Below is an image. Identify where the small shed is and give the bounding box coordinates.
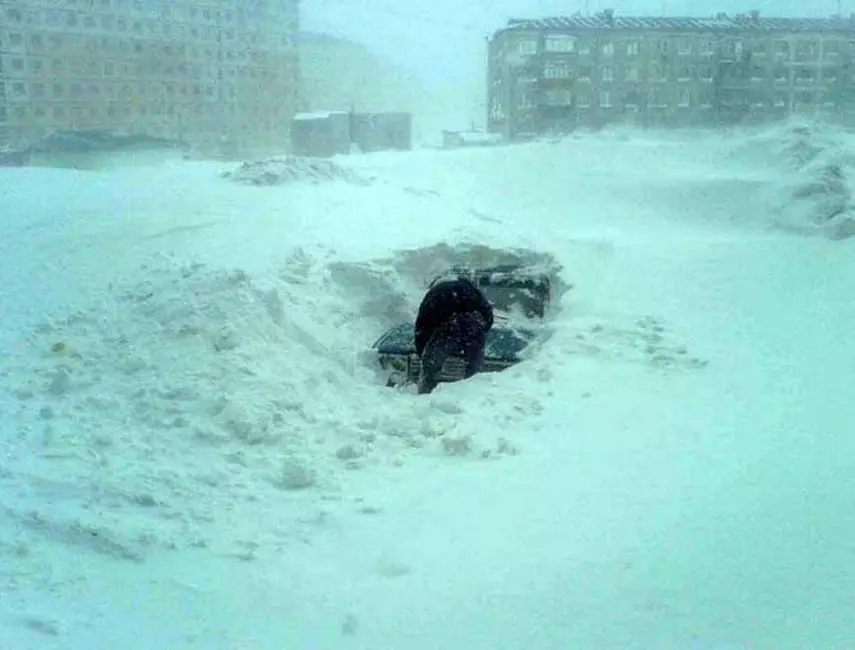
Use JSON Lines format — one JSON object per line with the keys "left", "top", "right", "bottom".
{"left": 291, "top": 111, "right": 351, "bottom": 158}
{"left": 442, "top": 130, "right": 504, "bottom": 149}
{"left": 351, "top": 112, "right": 413, "bottom": 153}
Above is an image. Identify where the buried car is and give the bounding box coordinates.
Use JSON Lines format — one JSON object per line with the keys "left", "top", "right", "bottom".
{"left": 372, "top": 265, "right": 557, "bottom": 387}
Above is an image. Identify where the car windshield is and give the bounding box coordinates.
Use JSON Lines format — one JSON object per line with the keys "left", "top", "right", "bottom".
{"left": 2, "top": 2, "right": 853, "bottom": 649}
{"left": 480, "top": 281, "right": 548, "bottom": 318}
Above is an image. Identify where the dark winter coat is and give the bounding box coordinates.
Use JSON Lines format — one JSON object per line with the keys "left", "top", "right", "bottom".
{"left": 414, "top": 278, "right": 494, "bottom": 357}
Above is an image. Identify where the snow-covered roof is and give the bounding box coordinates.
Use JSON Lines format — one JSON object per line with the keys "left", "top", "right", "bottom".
{"left": 293, "top": 111, "right": 349, "bottom": 122}
{"left": 458, "top": 132, "right": 503, "bottom": 144}
{"left": 503, "top": 14, "right": 855, "bottom": 33}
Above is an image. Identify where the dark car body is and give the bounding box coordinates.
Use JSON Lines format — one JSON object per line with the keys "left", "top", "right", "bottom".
{"left": 372, "top": 265, "right": 554, "bottom": 387}
{"left": 0, "top": 148, "right": 30, "bottom": 167}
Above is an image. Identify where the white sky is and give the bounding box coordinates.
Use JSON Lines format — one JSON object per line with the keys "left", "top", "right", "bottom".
{"left": 302, "top": 0, "right": 847, "bottom": 89}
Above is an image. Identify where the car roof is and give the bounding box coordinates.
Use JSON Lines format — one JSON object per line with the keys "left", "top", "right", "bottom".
{"left": 431, "top": 264, "right": 551, "bottom": 289}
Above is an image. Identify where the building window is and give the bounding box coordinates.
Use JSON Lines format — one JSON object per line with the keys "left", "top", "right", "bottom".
{"left": 751, "top": 66, "right": 766, "bottom": 81}
{"left": 9, "top": 32, "right": 24, "bottom": 49}
{"left": 721, "top": 40, "right": 744, "bottom": 58}
{"left": 625, "top": 67, "right": 639, "bottom": 82}
{"left": 774, "top": 67, "right": 788, "bottom": 83}
{"left": 678, "top": 88, "right": 690, "bottom": 107}
{"left": 699, "top": 66, "right": 714, "bottom": 82}
{"left": 544, "top": 61, "right": 571, "bottom": 79}
{"left": 677, "top": 66, "right": 691, "bottom": 81}
{"left": 649, "top": 64, "right": 666, "bottom": 81}
{"left": 774, "top": 92, "right": 788, "bottom": 107}
{"left": 775, "top": 41, "right": 790, "bottom": 59}
{"left": 602, "top": 42, "right": 614, "bottom": 57}
{"left": 823, "top": 40, "right": 842, "bottom": 59}
{"left": 518, "top": 40, "right": 537, "bottom": 55}
{"left": 602, "top": 66, "right": 613, "bottom": 82}
{"left": 700, "top": 41, "right": 714, "bottom": 57}
{"left": 34, "top": 105, "right": 47, "bottom": 119}
{"left": 31, "top": 83, "right": 45, "bottom": 98}
{"left": 751, "top": 42, "right": 767, "bottom": 56}
{"left": 577, "top": 65, "right": 592, "bottom": 81}
{"left": 795, "top": 41, "right": 818, "bottom": 61}
{"left": 677, "top": 39, "right": 692, "bottom": 55}
{"left": 823, "top": 68, "right": 839, "bottom": 83}
{"left": 599, "top": 91, "right": 612, "bottom": 108}
{"left": 658, "top": 40, "right": 670, "bottom": 55}
{"left": 795, "top": 68, "right": 815, "bottom": 85}
{"left": 0, "top": 107, "right": 7, "bottom": 123}
{"left": 53, "top": 82, "right": 64, "bottom": 96}
{"left": 626, "top": 41, "right": 639, "bottom": 56}
{"left": 577, "top": 92, "right": 590, "bottom": 108}
{"left": 544, "top": 35, "right": 575, "bottom": 53}
{"left": 544, "top": 88, "right": 572, "bottom": 106}
{"left": 750, "top": 89, "right": 767, "bottom": 108}
{"left": 518, "top": 93, "right": 535, "bottom": 109}
{"left": 12, "top": 82, "right": 27, "bottom": 97}
{"left": 11, "top": 58, "right": 24, "bottom": 72}
{"left": 795, "top": 91, "right": 814, "bottom": 105}
{"left": 578, "top": 41, "right": 591, "bottom": 55}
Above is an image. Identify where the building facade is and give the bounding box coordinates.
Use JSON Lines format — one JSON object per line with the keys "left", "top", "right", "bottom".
{"left": 488, "top": 10, "right": 855, "bottom": 138}
{"left": 0, "top": 0, "right": 299, "bottom": 153}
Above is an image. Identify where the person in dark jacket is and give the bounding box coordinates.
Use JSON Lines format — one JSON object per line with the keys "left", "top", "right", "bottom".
{"left": 414, "top": 275, "right": 494, "bottom": 395}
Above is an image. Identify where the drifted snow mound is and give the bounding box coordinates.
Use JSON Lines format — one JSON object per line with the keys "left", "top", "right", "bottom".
{"left": 1, "top": 244, "right": 564, "bottom": 558}
{"left": 221, "top": 155, "right": 371, "bottom": 186}
{"left": 737, "top": 119, "right": 855, "bottom": 240}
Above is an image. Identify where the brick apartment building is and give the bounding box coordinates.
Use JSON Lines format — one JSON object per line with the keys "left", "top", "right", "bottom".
{"left": 488, "top": 10, "right": 855, "bottom": 138}
{"left": 0, "top": 0, "right": 299, "bottom": 153}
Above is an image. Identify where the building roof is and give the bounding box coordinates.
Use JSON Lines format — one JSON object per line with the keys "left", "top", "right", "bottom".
{"left": 293, "top": 110, "right": 349, "bottom": 121}
{"left": 503, "top": 14, "right": 855, "bottom": 33}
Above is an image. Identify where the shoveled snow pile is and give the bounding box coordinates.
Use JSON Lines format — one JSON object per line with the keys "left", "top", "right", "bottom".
{"left": 221, "top": 155, "right": 371, "bottom": 186}
{"left": 737, "top": 119, "right": 855, "bottom": 239}
{"left": 2, "top": 233, "right": 707, "bottom": 564}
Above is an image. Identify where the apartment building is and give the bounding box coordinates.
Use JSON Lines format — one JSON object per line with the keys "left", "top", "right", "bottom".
{"left": 0, "top": 0, "right": 299, "bottom": 153}
{"left": 488, "top": 10, "right": 855, "bottom": 138}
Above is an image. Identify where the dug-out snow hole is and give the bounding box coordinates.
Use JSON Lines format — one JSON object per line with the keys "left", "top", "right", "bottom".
{"left": 325, "top": 242, "right": 569, "bottom": 333}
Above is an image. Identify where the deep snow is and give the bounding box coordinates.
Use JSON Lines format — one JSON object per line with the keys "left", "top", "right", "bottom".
{"left": 1, "top": 118, "right": 854, "bottom": 649}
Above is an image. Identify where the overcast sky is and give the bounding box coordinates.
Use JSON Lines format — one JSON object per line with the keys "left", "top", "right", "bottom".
{"left": 302, "top": 0, "right": 847, "bottom": 89}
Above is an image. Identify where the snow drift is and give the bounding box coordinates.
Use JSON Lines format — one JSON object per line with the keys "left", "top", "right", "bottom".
{"left": 1, "top": 116, "right": 854, "bottom": 649}
{"left": 728, "top": 118, "right": 855, "bottom": 239}
{"left": 222, "top": 155, "right": 371, "bottom": 186}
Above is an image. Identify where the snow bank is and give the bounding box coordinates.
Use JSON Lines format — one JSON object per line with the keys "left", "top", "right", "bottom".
{"left": 221, "top": 155, "right": 371, "bottom": 186}
{"left": 728, "top": 118, "right": 855, "bottom": 239}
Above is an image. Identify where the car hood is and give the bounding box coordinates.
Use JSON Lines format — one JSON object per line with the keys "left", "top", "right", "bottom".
{"left": 373, "top": 322, "right": 539, "bottom": 363}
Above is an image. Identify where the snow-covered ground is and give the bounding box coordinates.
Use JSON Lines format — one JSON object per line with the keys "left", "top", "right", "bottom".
{"left": 1, "top": 118, "right": 854, "bottom": 649}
